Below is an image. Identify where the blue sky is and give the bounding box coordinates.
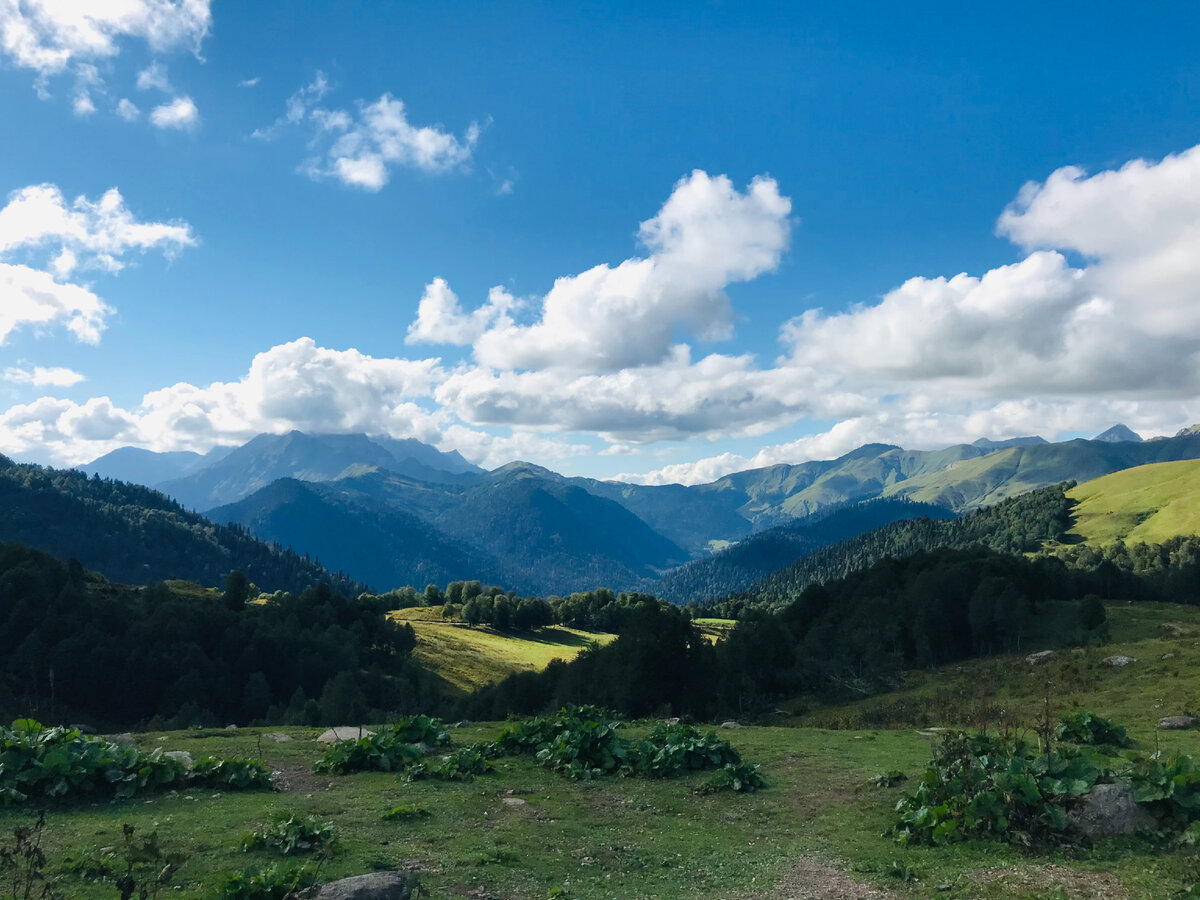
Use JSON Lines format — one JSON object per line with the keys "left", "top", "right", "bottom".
{"left": 2, "top": 1, "right": 1200, "bottom": 483}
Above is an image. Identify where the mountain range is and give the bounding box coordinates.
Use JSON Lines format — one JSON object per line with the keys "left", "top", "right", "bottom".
{"left": 66, "top": 423, "right": 1200, "bottom": 597}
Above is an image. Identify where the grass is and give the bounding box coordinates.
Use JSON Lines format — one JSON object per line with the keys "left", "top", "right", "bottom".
{"left": 1066, "top": 458, "right": 1200, "bottom": 546}
{"left": 10, "top": 603, "right": 1200, "bottom": 898}
{"left": 388, "top": 607, "right": 615, "bottom": 694}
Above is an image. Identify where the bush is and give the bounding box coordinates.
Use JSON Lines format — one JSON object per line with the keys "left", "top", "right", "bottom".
{"left": 242, "top": 815, "right": 336, "bottom": 856}
{"left": 190, "top": 756, "right": 274, "bottom": 790}
{"left": 218, "top": 865, "right": 316, "bottom": 900}
{"left": 894, "top": 732, "right": 1102, "bottom": 846}
{"left": 1054, "top": 709, "right": 1131, "bottom": 748}
{"left": 701, "top": 761, "right": 767, "bottom": 793}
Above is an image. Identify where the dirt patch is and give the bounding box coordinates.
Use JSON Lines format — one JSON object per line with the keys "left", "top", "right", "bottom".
{"left": 270, "top": 761, "right": 331, "bottom": 793}
{"left": 969, "top": 862, "right": 1132, "bottom": 899}
{"left": 764, "top": 854, "right": 899, "bottom": 899}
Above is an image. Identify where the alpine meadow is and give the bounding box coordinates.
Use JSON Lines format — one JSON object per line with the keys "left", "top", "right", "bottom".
{"left": 3, "top": 3, "right": 1200, "bottom": 899}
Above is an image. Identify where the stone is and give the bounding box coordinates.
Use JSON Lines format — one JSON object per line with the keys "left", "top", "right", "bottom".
{"left": 106, "top": 733, "right": 139, "bottom": 746}
{"left": 1103, "top": 655, "right": 1136, "bottom": 667}
{"left": 501, "top": 797, "right": 526, "bottom": 807}
{"left": 720, "top": 720, "right": 741, "bottom": 729}
{"left": 1162, "top": 652, "right": 1177, "bottom": 660}
{"left": 661, "top": 717, "right": 681, "bottom": 726}
{"left": 1068, "top": 782, "right": 1156, "bottom": 838}
{"left": 1025, "top": 650, "right": 1056, "bottom": 665}
{"left": 265, "top": 732, "right": 293, "bottom": 742}
{"left": 294, "top": 873, "right": 411, "bottom": 900}
{"left": 163, "top": 750, "right": 193, "bottom": 770}
{"left": 316, "top": 727, "right": 376, "bottom": 743}
{"left": 1159, "top": 716, "right": 1198, "bottom": 730}
{"left": 453, "top": 720, "right": 470, "bottom": 728}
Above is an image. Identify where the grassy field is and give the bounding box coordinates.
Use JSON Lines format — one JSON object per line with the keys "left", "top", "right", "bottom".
{"left": 7, "top": 601, "right": 1200, "bottom": 899}
{"left": 1066, "top": 458, "right": 1200, "bottom": 546}
{"left": 388, "top": 607, "right": 615, "bottom": 693}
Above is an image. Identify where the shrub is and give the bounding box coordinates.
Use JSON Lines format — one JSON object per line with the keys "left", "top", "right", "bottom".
{"left": 627, "top": 723, "right": 742, "bottom": 778}
{"left": 242, "top": 816, "right": 336, "bottom": 856}
{"left": 312, "top": 716, "right": 449, "bottom": 775}
{"left": 217, "top": 865, "right": 316, "bottom": 900}
{"left": 701, "top": 761, "right": 767, "bottom": 793}
{"left": 1054, "top": 709, "right": 1131, "bottom": 748}
{"left": 381, "top": 805, "right": 431, "bottom": 822}
{"left": 190, "top": 756, "right": 274, "bottom": 790}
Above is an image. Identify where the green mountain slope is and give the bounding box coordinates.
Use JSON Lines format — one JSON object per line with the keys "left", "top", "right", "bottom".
{"left": 1065, "top": 459, "right": 1200, "bottom": 546}
{"left": 0, "top": 455, "right": 363, "bottom": 595}
{"left": 654, "top": 498, "right": 955, "bottom": 605}
{"left": 881, "top": 433, "right": 1200, "bottom": 510}
{"left": 208, "top": 478, "right": 512, "bottom": 593}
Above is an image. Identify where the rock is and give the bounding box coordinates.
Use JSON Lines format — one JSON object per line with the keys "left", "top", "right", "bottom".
{"left": 453, "top": 720, "right": 470, "bottom": 728}
{"left": 106, "top": 733, "right": 139, "bottom": 746}
{"left": 1025, "top": 650, "right": 1056, "bottom": 665}
{"left": 265, "top": 732, "right": 293, "bottom": 742}
{"left": 1069, "top": 782, "right": 1156, "bottom": 838}
{"left": 1103, "top": 655, "right": 1136, "bottom": 667}
{"left": 720, "top": 720, "right": 740, "bottom": 729}
{"left": 225, "top": 724, "right": 237, "bottom": 730}
{"left": 1159, "top": 716, "right": 1198, "bottom": 730}
{"left": 316, "top": 727, "right": 376, "bottom": 743}
{"left": 164, "top": 750, "right": 193, "bottom": 770}
{"left": 662, "top": 717, "right": 681, "bottom": 726}
{"left": 1162, "top": 652, "right": 1177, "bottom": 660}
{"left": 294, "top": 873, "right": 411, "bottom": 900}
{"left": 501, "top": 797, "right": 526, "bottom": 807}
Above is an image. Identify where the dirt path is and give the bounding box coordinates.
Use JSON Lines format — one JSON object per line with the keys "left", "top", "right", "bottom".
{"left": 760, "top": 855, "right": 899, "bottom": 900}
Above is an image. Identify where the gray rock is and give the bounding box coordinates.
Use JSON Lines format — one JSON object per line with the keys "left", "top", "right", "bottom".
{"left": 1025, "top": 650, "right": 1056, "bottom": 665}
{"left": 295, "top": 873, "right": 411, "bottom": 900}
{"left": 1103, "top": 655, "right": 1136, "bottom": 667}
{"left": 720, "top": 720, "right": 741, "bottom": 729}
{"left": 1159, "top": 716, "right": 1198, "bottom": 730}
{"left": 662, "top": 717, "right": 681, "bottom": 726}
{"left": 163, "top": 750, "right": 193, "bottom": 770}
{"left": 501, "top": 797, "right": 526, "bottom": 807}
{"left": 265, "top": 732, "right": 293, "bottom": 742}
{"left": 316, "top": 727, "right": 376, "bottom": 743}
{"left": 1162, "top": 652, "right": 1177, "bottom": 660}
{"left": 1069, "top": 782, "right": 1156, "bottom": 838}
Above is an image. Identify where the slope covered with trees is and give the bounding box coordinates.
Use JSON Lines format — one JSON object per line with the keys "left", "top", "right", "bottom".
{"left": 714, "top": 484, "right": 1074, "bottom": 614}
{"left": 654, "top": 498, "right": 955, "bottom": 604}
{"left": 0, "top": 543, "right": 436, "bottom": 728}
{"left": 0, "top": 455, "right": 363, "bottom": 595}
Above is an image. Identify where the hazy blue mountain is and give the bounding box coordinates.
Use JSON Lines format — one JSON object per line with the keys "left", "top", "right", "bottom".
{"left": 0, "top": 455, "right": 362, "bottom": 595}
{"left": 77, "top": 446, "right": 213, "bottom": 485}
{"left": 971, "top": 435, "right": 1048, "bottom": 449}
{"left": 159, "top": 431, "right": 482, "bottom": 510}
{"left": 1094, "top": 424, "right": 1143, "bottom": 443}
{"left": 208, "top": 478, "right": 508, "bottom": 593}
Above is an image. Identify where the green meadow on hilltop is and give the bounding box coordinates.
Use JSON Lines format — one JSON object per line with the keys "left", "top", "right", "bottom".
{"left": 1065, "top": 458, "right": 1200, "bottom": 547}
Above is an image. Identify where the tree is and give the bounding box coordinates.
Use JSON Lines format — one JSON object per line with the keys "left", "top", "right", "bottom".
{"left": 423, "top": 583, "right": 443, "bottom": 606}
{"left": 224, "top": 570, "right": 250, "bottom": 610}
{"left": 463, "top": 598, "right": 482, "bottom": 626}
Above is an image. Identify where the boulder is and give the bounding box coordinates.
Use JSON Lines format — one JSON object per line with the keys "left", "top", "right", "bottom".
{"left": 720, "top": 720, "right": 741, "bottom": 729}
{"left": 265, "top": 732, "right": 293, "bottom": 743}
{"left": 1068, "top": 782, "right": 1156, "bottom": 838}
{"left": 1025, "top": 650, "right": 1056, "bottom": 665}
{"left": 316, "top": 727, "right": 376, "bottom": 743}
{"left": 163, "top": 750, "right": 193, "bottom": 770}
{"left": 1159, "top": 716, "right": 1198, "bottom": 730}
{"left": 295, "top": 873, "right": 411, "bottom": 900}
{"left": 1103, "top": 655, "right": 1136, "bottom": 667}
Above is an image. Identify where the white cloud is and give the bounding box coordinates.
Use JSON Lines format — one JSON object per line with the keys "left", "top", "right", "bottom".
{"left": 424, "top": 171, "right": 791, "bottom": 373}
{"left": 0, "top": 0, "right": 210, "bottom": 114}
{"left": 149, "top": 95, "right": 197, "bottom": 129}
{"left": 3, "top": 365, "right": 85, "bottom": 387}
{"left": 238, "top": 76, "right": 260, "bottom": 88}
{"left": 0, "top": 183, "right": 194, "bottom": 343}
{"left": 136, "top": 61, "right": 171, "bottom": 92}
{"left": 406, "top": 278, "right": 518, "bottom": 346}
{"left": 257, "top": 73, "right": 481, "bottom": 189}
{"left": 116, "top": 97, "right": 139, "bottom": 120}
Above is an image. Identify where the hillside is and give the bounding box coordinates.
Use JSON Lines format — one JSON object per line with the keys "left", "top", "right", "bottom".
{"left": 1065, "top": 458, "right": 1200, "bottom": 546}
{"left": 0, "top": 456, "right": 363, "bottom": 595}
{"left": 721, "top": 484, "right": 1073, "bottom": 612}
{"left": 389, "top": 605, "right": 615, "bottom": 693}
{"left": 654, "top": 498, "right": 955, "bottom": 604}
{"left": 208, "top": 478, "right": 511, "bottom": 593}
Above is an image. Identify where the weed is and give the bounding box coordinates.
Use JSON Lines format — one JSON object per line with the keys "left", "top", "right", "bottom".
{"left": 241, "top": 815, "right": 337, "bottom": 857}
{"left": 0, "top": 811, "right": 61, "bottom": 900}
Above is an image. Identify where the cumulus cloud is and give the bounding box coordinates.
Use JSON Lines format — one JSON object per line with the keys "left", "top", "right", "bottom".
{"left": 115, "top": 97, "right": 139, "bottom": 120}
{"left": 0, "top": 0, "right": 210, "bottom": 115}
{"left": 406, "top": 279, "right": 518, "bottom": 346}
{"left": 256, "top": 72, "right": 481, "bottom": 190}
{"left": 422, "top": 171, "right": 791, "bottom": 373}
{"left": 4, "top": 365, "right": 85, "bottom": 387}
{"left": 149, "top": 95, "right": 197, "bottom": 129}
{"left": 0, "top": 183, "right": 194, "bottom": 343}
